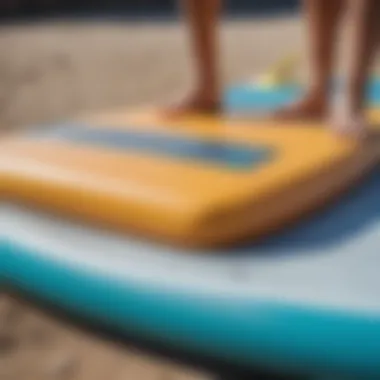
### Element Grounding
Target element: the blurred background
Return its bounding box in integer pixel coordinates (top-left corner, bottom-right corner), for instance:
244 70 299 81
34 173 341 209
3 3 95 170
0 1 305 380
0 1 298 20
0 0 304 134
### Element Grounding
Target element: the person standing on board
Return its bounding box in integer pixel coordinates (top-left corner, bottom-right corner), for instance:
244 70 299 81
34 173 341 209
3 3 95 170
165 0 380 139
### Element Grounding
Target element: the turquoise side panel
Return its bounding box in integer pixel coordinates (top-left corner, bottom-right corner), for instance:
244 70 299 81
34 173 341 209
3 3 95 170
3 241 380 379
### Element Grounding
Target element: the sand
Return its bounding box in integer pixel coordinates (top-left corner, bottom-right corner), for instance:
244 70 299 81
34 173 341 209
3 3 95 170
0 15 306 380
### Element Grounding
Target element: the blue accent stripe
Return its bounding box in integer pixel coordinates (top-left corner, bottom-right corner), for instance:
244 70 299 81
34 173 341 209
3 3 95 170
38 125 274 171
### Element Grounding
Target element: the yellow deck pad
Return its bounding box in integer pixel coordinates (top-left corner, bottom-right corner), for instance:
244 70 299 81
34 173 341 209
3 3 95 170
1 110 379 248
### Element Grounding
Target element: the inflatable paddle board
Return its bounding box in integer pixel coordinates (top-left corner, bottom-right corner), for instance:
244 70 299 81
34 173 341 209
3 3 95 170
2 80 380 378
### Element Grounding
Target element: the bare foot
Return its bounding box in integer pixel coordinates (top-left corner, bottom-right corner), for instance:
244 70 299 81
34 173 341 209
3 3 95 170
162 92 221 118
330 110 368 140
329 94 369 139
273 92 328 121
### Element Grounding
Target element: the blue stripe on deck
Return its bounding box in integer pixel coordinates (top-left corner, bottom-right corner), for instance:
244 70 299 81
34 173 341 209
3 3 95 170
37 125 274 171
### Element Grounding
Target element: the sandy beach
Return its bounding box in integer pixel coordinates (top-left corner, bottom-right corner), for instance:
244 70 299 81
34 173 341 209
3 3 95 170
1 14 307 380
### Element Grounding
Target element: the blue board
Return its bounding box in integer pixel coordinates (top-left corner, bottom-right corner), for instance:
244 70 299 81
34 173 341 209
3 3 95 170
225 78 380 113
2 82 380 379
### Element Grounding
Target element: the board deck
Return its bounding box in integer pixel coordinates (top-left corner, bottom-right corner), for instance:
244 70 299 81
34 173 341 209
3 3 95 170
1 106 379 248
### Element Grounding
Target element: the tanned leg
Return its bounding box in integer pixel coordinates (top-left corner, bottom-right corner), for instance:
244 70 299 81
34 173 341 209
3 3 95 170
164 0 222 117
332 0 380 138
275 0 344 120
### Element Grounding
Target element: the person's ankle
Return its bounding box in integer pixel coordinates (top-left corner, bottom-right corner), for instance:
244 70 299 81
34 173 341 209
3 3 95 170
306 84 329 104
194 87 220 103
